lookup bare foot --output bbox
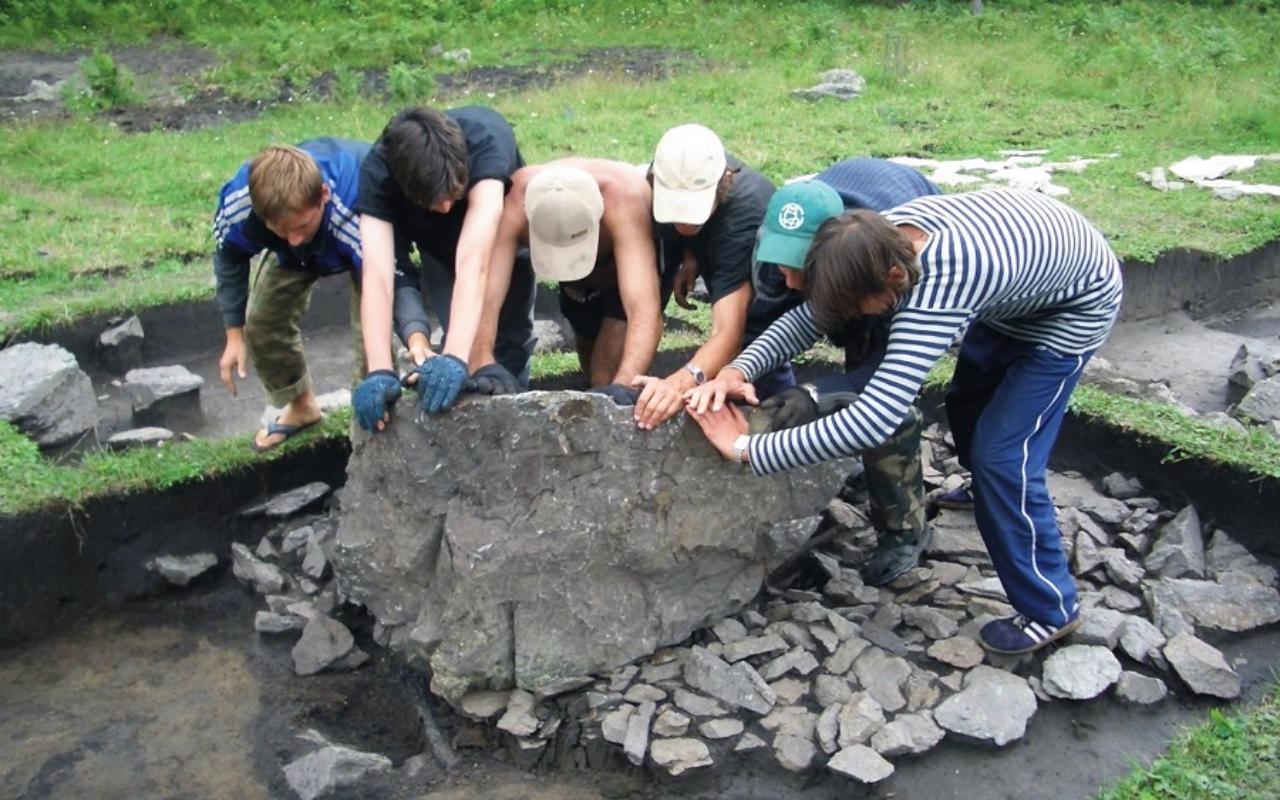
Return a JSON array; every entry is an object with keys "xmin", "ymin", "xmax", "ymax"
[{"xmin": 253, "ymin": 395, "xmax": 323, "ymax": 451}]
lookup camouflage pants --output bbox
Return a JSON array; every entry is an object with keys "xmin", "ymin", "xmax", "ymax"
[
  {"xmin": 862, "ymin": 406, "xmax": 928, "ymax": 543},
  {"xmin": 244, "ymin": 258, "xmax": 365, "ymax": 407}
]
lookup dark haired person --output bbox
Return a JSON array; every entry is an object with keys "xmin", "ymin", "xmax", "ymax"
[
  {"xmin": 351, "ymin": 106, "xmax": 535, "ymax": 431},
  {"xmin": 685, "ymin": 163, "xmax": 941, "ymax": 587},
  {"xmin": 630, "ymin": 124, "xmax": 777, "ymax": 428},
  {"xmin": 691, "ymin": 188, "xmax": 1123, "ymax": 655}
]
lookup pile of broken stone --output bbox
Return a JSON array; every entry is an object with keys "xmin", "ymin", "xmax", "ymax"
[{"xmin": 210, "ymin": 423, "xmax": 1280, "ymax": 788}]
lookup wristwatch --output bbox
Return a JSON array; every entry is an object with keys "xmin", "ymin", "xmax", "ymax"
[
  {"xmin": 683, "ymin": 363, "xmax": 706, "ymax": 385},
  {"xmin": 801, "ymin": 383, "xmax": 819, "ymax": 403},
  {"xmin": 731, "ymin": 434, "xmax": 750, "ymax": 464}
]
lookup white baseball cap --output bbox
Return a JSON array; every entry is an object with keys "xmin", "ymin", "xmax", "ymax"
[
  {"xmin": 651, "ymin": 123, "xmax": 727, "ymax": 225},
  {"xmin": 525, "ymin": 165, "xmax": 605, "ymax": 282}
]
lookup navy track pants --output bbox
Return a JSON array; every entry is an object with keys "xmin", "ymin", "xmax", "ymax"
[{"xmin": 946, "ymin": 323, "xmax": 1090, "ymax": 628}]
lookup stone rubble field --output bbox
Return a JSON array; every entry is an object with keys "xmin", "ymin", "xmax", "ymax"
[{"xmin": 174, "ymin": 402, "xmax": 1280, "ymax": 795}]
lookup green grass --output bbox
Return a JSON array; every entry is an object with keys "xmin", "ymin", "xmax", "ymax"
[
  {"xmin": 0, "ymin": 410, "xmax": 350, "ymax": 516},
  {"xmin": 1, "ymin": 1, "xmax": 1279, "ymax": 333},
  {"xmin": 1099, "ymin": 683, "xmax": 1280, "ymax": 800}
]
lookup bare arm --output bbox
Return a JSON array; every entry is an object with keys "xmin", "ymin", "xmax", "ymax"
[
  {"xmin": 470, "ymin": 178, "xmax": 529, "ymax": 369},
  {"xmin": 675, "ymin": 281, "xmax": 751, "ymax": 386},
  {"xmin": 441, "ymin": 178, "xmax": 506, "ymax": 365},
  {"xmin": 634, "ymin": 281, "xmax": 752, "ymax": 428},
  {"xmin": 359, "ymin": 214, "xmax": 397, "ymax": 373},
  {"xmin": 608, "ymin": 199, "xmax": 662, "ymax": 385}
]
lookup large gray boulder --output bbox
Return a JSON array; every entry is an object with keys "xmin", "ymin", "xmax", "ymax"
[
  {"xmin": 0, "ymin": 342, "xmax": 97, "ymax": 446},
  {"xmin": 332, "ymin": 392, "xmax": 847, "ymax": 705}
]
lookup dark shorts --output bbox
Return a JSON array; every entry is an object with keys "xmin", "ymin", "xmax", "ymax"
[{"xmin": 558, "ymin": 245, "xmax": 683, "ymax": 342}]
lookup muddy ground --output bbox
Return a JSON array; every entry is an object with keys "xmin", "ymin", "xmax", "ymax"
[
  {"xmin": 3, "ymin": 562, "xmax": 1278, "ymax": 800},
  {"xmin": 0, "ymin": 43, "xmax": 695, "ymax": 132}
]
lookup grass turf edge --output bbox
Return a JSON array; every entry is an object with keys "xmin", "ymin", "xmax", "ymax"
[{"xmin": 1097, "ymin": 682, "xmax": 1280, "ymax": 800}]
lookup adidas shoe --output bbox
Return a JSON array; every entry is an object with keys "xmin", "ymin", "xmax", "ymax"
[{"xmin": 979, "ymin": 613, "xmax": 1082, "ymax": 655}]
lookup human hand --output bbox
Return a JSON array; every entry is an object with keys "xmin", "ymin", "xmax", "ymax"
[
  {"xmin": 402, "ymin": 332, "xmax": 433, "ymax": 387},
  {"xmin": 761, "ymin": 386, "xmax": 818, "ymax": 432},
  {"xmin": 632, "ymin": 375, "xmax": 685, "ymax": 430},
  {"xmin": 588, "ymin": 383, "xmax": 642, "ymax": 406},
  {"xmin": 687, "ymin": 400, "xmax": 749, "ymax": 461},
  {"xmin": 219, "ymin": 331, "xmax": 248, "ymax": 397},
  {"xmin": 684, "ymin": 367, "xmax": 759, "ymax": 415},
  {"xmin": 470, "ymin": 362, "xmax": 521, "ymax": 396},
  {"xmin": 353, "ymin": 369, "xmax": 403, "ymax": 432},
  {"xmin": 673, "ymin": 252, "xmax": 700, "ymax": 310},
  {"xmin": 417, "ymin": 354, "xmax": 471, "ymax": 414}
]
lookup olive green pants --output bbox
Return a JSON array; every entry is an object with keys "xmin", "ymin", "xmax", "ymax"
[{"xmin": 243, "ymin": 259, "xmax": 364, "ymax": 408}]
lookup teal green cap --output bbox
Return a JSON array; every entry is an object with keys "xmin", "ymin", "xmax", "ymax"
[{"xmin": 754, "ymin": 181, "xmax": 845, "ymax": 269}]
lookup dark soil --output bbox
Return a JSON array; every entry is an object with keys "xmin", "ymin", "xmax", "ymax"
[{"xmin": 0, "ymin": 43, "xmax": 696, "ymax": 132}]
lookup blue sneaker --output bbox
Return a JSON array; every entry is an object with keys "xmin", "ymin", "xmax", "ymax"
[
  {"xmin": 979, "ymin": 613, "xmax": 1081, "ymax": 655},
  {"xmin": 935, "ymin": 482, "xmax": 974, "ymax": 510}
]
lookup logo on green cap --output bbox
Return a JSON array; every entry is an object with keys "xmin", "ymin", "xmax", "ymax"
[{"xmin": 778, "ymin": 203, "xmax": 805, "ymax": 230}]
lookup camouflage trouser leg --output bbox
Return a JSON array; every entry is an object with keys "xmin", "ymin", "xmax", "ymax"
[
  {"xmin": 346, "ymin": 273, "xmax": 367, "ymax": 385},
  {"xmin": 862, "ymin": 405, "xmax": 928, "ymax": 543},
  {"xmin": 244, "ymin": 260, "xmax": 317, "ymax": 407}
]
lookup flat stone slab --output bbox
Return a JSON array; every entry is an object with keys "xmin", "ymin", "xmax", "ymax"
[
  {"xmin": 107, "ymin": 426, "xmax": 174, "ymax": 450},
  {"xmin": 0, "ymin": 342, "xmax": 97, "ymax": 446},
  {"xmin": 1147, "ymin": 577, "xmax": 1280, "ymax": 633},
  {"xmin": 241, "ymin": 482, "xmax": 332, "ymax": 519},
  {"xmin": 933, "ymin": 666, "xmax": 1037, "ymax": 746},
  {"xmin": 147, "ymin": 552, "xmax": 217, "ymax": 586},
  {"xmin": 649, "ymin": 738, "xmax": 713, "ymax": 775},
  {"xmin": 283, "ymin": 745, "xmax": 391, "ymax": 800},
  {"xmin": 292, "ymin": 615, "xmax": 356, "ymax": 676},
  {"xmin": 1164, "ymin": 633, "xmax": 1241, "ymax": 699},
  {"xmin": 827, "ymin": 744, "xmax": 894, "ymax": 783},
  {"xmin": 1041, "ymin": 645, "xmax": 1122, "ymax": 700}
]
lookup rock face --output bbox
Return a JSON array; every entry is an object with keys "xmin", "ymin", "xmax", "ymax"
[
  {"xmin": 332, "ymin": 392, "xmax": 847, "ymax": 704},
  {"xmin": 0, "ymin": 342, "xmax": 98, "ymax": 446},
  {"xmin": 124, "ymin": 365, "xmax": 204, "ymax": 430},
  {"xmin": 97, "ymin": 315, "xmax": 144, "ymax": 373},
  {"xmin": 933, "ymin": 666, "xmax": 1037, "ymax": 746},
  {"xmin": 283, "ymin": 745, "xmax": 391, "ymax": 800}
]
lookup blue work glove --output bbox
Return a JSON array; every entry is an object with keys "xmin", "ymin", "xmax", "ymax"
[
  {"xmin": 470, "ymin": 362, "xmax": 521, "ymax": 396},
  {"xmin": 353, "ymin": 369, "xmax": 402, "ymax": 432},
  {"xmin": 417, "ymin": 354, "xmax": 471, "ymax": 414},
  {"xmin": 588, "ymin": 383, "xmax": 641, "ymax": 406}
]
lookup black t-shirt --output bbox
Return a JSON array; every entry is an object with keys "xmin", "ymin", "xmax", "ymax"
[
  {"xmin": 657, "ymin": 155, "xmax": 775, "ymax": 305},
  {"xmin": 355, "ymin": 106, "xmax": 522, "ymax": 276}
]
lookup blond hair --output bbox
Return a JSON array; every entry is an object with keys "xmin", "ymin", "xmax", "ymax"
[{"xmin": 248, "ymin": 145, "xmax": 324, "ymax": 223}]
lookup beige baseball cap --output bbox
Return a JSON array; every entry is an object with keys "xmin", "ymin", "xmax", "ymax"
[
  {"xmin": 525, "ymin": 165, "xmax": 605, "ymax": 282},
  {"xmin": 651, "ymin": 123, "xmax": 726, "ymax": 225}
]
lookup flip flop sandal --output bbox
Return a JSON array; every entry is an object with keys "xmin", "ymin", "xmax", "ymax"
[{"xmin": 250, "ymin": 417, "xmax": 321, "ymax": 453}]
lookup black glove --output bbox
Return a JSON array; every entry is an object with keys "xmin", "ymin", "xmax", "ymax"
[
  {"xmin": 588, "ymin": 383, "xmax": 641, "ymax": 406},
  {"xmin": 816, "ymin": 390, "xmax": 860, "ymax": 415},
  {"xmin": 470, "ymin": 362, "xmax": 521, "ymax": 396},
  {"xmin": 762, "ymin": 387, "xmax": 818, "ymax": 432}
]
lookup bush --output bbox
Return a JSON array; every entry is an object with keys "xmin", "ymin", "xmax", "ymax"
[
  {"xmin": 385, "ymin": 61, "xmax": 435, "ymax": 104},
  {"xmin": 63, "ymin": 50, "xmax": 141, "ymax": 111}
]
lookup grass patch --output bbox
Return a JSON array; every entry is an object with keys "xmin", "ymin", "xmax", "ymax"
[
  {"xmin": 1, "ymin": 2, "xmax": 1279, "ymax": 333},
  {"xmin": 0, "ymin": 410, "xmax": 350, "ymax": 516},
  {"xmin": 1099, "ymin": 683, "xmax": 1280, "ymax": 800}
]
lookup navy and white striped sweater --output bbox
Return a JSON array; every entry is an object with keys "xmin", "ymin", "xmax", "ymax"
[{"xmin": 732, "ymin": 188, "xmax": 1122, "ymax": 475}]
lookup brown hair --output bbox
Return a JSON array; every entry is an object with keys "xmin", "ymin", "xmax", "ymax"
[
  {"xmin": 804, "ymin": 209, "xmax": 919, "ymax": 334},
  {"xmin": 381, "ymin": 106, "xmax": 469, "ymax": 209},
  {"xmin": 248, "ymin": 145, "xmax": 325, "ymax": 223}
]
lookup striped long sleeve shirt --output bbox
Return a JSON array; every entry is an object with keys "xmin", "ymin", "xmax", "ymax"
[{"xmin": 733, "ymin": 188, "xmax": 1123, "ymax": 475}]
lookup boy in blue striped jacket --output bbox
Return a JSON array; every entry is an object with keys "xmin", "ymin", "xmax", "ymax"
[
  {"xmin": 691, "ymin": 188, "xmax": 1122, "ymax": 655},
  {"xmin": 213, "ymin": 139, "xmax": 371, "ymax": 451}
]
